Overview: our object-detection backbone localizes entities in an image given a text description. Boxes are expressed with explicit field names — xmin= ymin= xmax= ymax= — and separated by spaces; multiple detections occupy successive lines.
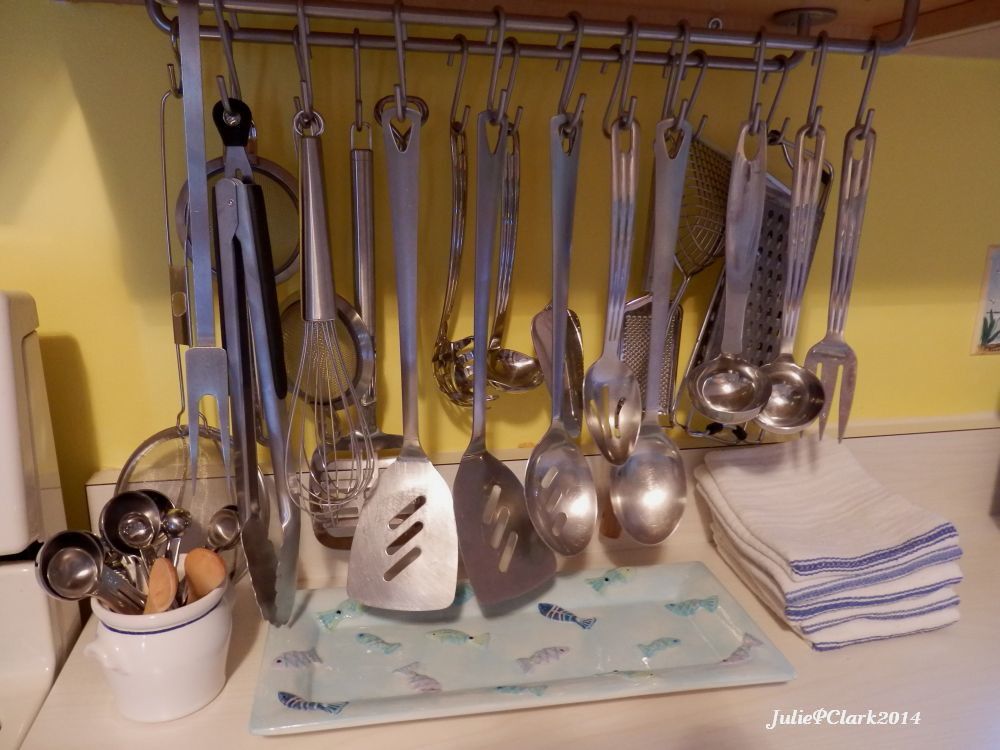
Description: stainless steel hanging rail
xmin=144 ymin=0 xmax=918 ymax=73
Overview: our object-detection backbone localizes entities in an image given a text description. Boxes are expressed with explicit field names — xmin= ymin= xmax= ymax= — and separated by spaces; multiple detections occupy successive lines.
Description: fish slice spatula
xmin=454 ymin=112 xmax=556 ymax=606
xmin=348 ymin=101 xmax=458 ymax=611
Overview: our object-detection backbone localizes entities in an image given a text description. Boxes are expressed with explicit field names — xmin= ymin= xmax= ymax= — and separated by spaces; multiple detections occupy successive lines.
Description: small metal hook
xmin=292 ymin=0 xmax=314 ymax=121
xmin=748 ymin=29 xmax=767 ymax=134
xmin=764 ymin=54 xmax=791 ymax=141
xmin=167 ymin=17 xmax=182 ymax=98
xmin=675 ymin=49 xmax=709 ymax=139
xmin=806 ymin=32 xmax=829 ymax=136
xmin=392 ymin=1 xmax=409 ymax=121
xmin=556 ymin=12 xmax=586 ymax=134
xmin=602 ymin=18 xmax=638 ymax=137
xmin=352 ymin=29 xmax=366 ymax=132
xmin=447 ymin=34 xmax=471 ymax=132
xmin=212 ymin=0 xmax=241 ymax=101
xmin=495 ymin=36 xmax=521 ymax=123
xmin=661 ymin=19 xmax=690 ymax=121
xmin=856 ymin=38 xmax=881 ymax=136
xmin=486 ymin=7 xmax=508 ymax=116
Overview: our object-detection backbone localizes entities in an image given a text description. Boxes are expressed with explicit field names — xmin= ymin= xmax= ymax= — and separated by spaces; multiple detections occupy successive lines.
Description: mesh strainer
xmin=279 ymin=292 xmax=373 ymax=409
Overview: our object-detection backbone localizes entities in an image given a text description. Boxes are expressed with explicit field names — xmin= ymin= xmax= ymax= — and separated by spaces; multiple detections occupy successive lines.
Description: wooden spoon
xmin=184 ymin=547 xmax=227 ymax=603
xmin=143 ymin=557 xmax=179 ymax=614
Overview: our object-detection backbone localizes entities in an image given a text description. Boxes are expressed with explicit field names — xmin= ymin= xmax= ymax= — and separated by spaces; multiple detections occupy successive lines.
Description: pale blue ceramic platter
xmin=250 ymin=561 xmax=794 ymax=734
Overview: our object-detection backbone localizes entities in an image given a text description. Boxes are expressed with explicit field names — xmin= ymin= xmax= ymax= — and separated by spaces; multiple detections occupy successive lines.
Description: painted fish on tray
xmin=586 ymin=567 xmax=636 ymax=593
xmin=277 ymin=691 xmax=348 ymax=716
xmin=538 ymin=603 xmax=597 ymax=630
xmin=664 ymin=596 xmax=719 ymax=616
xmin=496 ymin=685 xmax=548 ymax=697
xmin=428 ymin=628 xmax=491 ymax=647
xmin=516 ymin=646 xmax=570 ymax=673
xmin=315 ymin=599 xmax=364 ymax=631
xmin=272 ymin=648 xmax=323 ymax=669
xmin=721 ymin=633 xmax=764 ymax=664
xmin=637 ymin=637 xmax=681 ymax=659
xmin=355 ymin=632 xmax=401 ymax=654
xmin=394 ymin=662 xmax=443 ymax=693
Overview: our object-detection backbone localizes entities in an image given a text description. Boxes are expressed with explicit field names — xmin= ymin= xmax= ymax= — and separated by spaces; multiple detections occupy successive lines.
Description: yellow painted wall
xmin=2 ymin=2 xmax=999 ymax=527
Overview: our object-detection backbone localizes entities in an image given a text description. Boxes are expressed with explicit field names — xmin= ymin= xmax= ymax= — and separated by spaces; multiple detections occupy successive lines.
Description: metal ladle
xmin=36 ymin=531 xmax=146 ymax=614
xmin=755 ymin=123 xmax=826 ymax=434
xmin=610 ymin=117 xmax=690 ymax=544
xmin=687 ymin=119 xmax=771 ymax=424
xmin=118 ymin=511 xmax=161 ymax=576
xmin=486 ymin=122 xmax=543 ymax=393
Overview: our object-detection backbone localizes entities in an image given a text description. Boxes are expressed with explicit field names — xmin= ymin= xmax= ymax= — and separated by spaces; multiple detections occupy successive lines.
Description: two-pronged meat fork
xmin=804 ymin=117 xmax=876 ymax=441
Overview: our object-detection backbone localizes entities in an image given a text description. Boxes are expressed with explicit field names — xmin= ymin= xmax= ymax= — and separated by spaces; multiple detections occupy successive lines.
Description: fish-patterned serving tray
xmin=250 ymin=561 xmax=794 ymax=734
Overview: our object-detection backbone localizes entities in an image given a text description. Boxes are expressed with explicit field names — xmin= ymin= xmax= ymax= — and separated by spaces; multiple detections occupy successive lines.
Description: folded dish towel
xmin=695 ymin=439 xmax=963 ymax=650
xmin=713 ymin=528 xmax=961 ymax=650
xmin=700 ymin=440 xmax=961 ymax=580
xmin=696 ymin=468 xmax=964 ymax=608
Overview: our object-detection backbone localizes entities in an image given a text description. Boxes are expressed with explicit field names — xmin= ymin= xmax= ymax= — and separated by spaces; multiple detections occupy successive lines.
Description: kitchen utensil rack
xmin=142 ymin=0 xmax=917 ymax=75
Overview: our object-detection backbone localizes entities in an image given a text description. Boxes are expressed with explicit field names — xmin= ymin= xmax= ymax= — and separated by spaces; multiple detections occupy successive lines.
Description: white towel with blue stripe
xmin=699 ymin=440 xmax=962 ymax=581
xmin=694 ymin=439 xmax=963 ymax=650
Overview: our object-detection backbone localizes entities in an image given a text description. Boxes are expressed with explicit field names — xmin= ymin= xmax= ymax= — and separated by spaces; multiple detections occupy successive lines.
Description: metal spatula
xmin=454 ymin=112 xmax=556 ymax=606
xmin=348 ymin=102 xmax=458 ymax=611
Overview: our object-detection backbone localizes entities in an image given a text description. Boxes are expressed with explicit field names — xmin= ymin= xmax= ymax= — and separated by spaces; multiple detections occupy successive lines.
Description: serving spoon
xmin=610 ymin=117 xmax=689 ymax=543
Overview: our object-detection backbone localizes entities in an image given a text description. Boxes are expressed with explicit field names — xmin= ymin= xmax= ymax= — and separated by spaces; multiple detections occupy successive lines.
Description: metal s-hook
xmin=485 ymin=7 xmax=508 ymax=119
xmin=447 ymin=34 xmax=471 ymax=132
xmin=601 ymin=17 xmax=638 ymax=138
xmin=661 ymin=19 xmax=690 ymax=121
xmin=556 ymin=12 xmax=586 ymax=134
xmin=292 ymin=0 xmax=315 ymax=123
xmin=392 ymin=1 xmax=409 ymax=121
xmin=167 ymin=16 xmax=182 ymax=98
xmin=748 ymin=29 xmax=767 ymax=134
xmin=684 ymin=51 xmax=710 ymax=139
xmin=764 ymin=54 xmax=791 ymax=141
xmin=855 ymin=38 xmax=881 ymax=137
xmin=806 ymin=32 xmax=829 ymax=136
xmin=212 ymin=0 xmax=241 ymax=102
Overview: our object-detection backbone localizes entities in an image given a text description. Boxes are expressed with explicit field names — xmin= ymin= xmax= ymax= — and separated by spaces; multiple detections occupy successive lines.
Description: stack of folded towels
xmin=694 ymin=439 xmax=963 ymax=651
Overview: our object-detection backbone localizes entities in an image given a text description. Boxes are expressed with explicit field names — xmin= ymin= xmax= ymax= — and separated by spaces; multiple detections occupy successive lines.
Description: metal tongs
xmin=215 ymin=168 xmax=299 ymax=627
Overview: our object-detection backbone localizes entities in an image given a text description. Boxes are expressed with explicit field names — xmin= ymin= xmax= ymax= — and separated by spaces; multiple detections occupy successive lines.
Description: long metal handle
xmin=351 ymin=146 xmax=379 ymax=426
xmin=383 ymin=107 xmax=425 ymax=451
xmin=235 ymin=179 xmax=300 ymax=625
xmin=435 ymin=128 xmax=468 ymax=342
xmin=178 ymin=0 xmax=214 ymax=347
xmin=470 ymin=112 xmax=509 ymax=447
xmin=720 ymin=121 xmax=767 ymax=355
xmin=548 ymin=115 xmax=583 ymax=425
xmin=603 ymin=119 xmax=638 ymax=350
xmin=827 ymin=125 xmax=876 ymax=336
xmin=489 ymin=128 xmax=519 ymax=349
xmin=299 ymin=128 xmax=339 ymax=323
xmin=648 ymin=119 xmax=692 ymax=422
xmin=97 ymin=566 xmax=147 ymax=615
xmin=780 ymin=123 xmax=827 ymax=353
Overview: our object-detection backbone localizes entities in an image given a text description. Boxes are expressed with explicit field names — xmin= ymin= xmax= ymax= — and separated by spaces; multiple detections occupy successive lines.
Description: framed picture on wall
xmin=973 ymin=245 xmax=1000 ymax=355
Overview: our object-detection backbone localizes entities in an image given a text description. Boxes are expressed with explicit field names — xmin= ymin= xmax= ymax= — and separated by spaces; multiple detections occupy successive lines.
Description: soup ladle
xmin=687 ymin=119 xmax=771 ymax=424
xmin=755 ymin=122 xmax=827 ymax=434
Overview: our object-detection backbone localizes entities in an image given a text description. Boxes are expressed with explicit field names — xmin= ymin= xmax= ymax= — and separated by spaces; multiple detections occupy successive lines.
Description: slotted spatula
xmin=454 ymin=112 xmax=556 ymax=605
xmin=348 ymin=101 xmax=458 ymax=611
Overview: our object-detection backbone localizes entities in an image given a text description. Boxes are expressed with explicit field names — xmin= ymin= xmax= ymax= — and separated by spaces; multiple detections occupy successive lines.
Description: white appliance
xmin=0 ymin=292 xmax=80 ymax=749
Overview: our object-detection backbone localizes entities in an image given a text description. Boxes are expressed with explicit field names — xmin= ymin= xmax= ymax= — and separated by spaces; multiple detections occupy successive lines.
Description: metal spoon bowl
xmin=487 ymin=346 xmax=543 ymax=392
xmin=584 ymin=356 xmax=641 ymax=464
xmin=100 ymin=491 xmax=165 ymax=558
xmin=688 ymin=354 xmax=772 ymax=424
xmin=610 ymin=426 xmax=686 ymax=544
xmin=754 ymin=357 xmax=825 ymax=434
xmin=36 ymin=531 xmax=146 ymax=614
xmin=206 ymin=505 xmax=241 ymax=552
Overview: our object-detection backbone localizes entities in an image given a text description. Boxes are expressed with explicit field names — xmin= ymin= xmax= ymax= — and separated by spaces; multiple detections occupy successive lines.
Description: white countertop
xmin=23 ymin=429 xmax=1000 ymax=750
